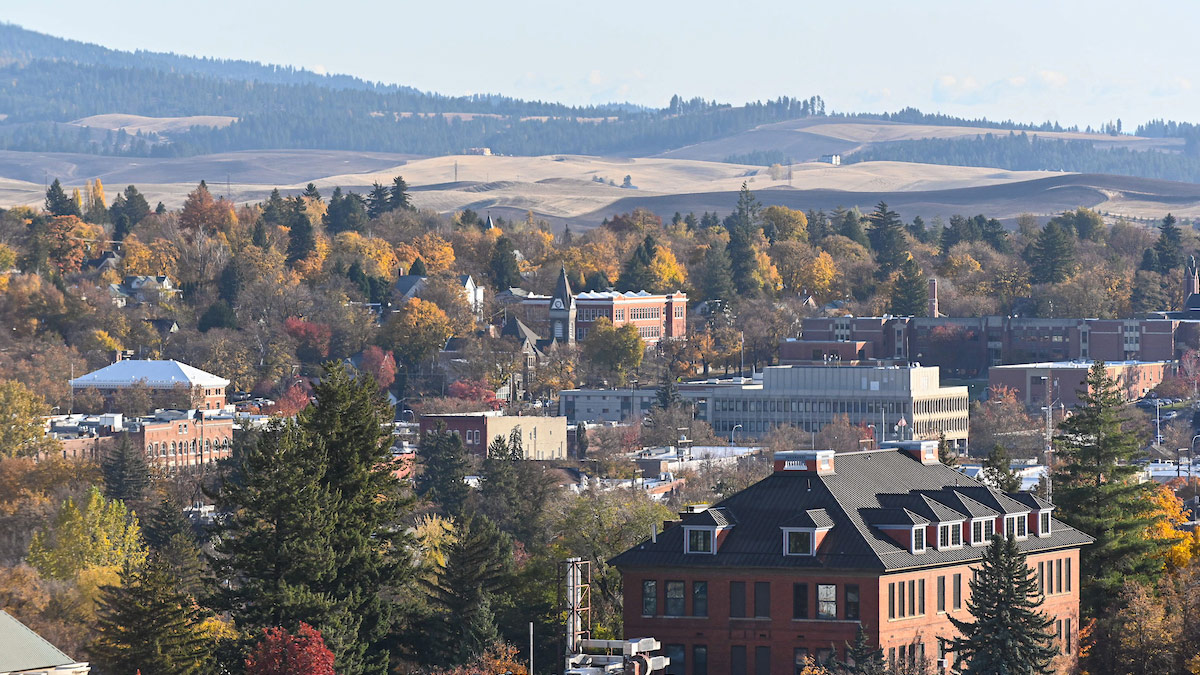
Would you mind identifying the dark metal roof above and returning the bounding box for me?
[610,449,1093,573]
[781,508,835,529]
[1009,491,1055,511]
[395,275,426,298]
[689,507,736,528]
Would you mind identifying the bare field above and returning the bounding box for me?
[68,114,239,135]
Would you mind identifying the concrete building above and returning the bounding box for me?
[70,359,230,411]
[612,447,1091,675]
[560,379,749,424]
[684,365,970,448]
[418,411,568,460]
[989,360,1170,407]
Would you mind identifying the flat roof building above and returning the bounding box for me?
[989,360,1170,407]
[418,411,568,460]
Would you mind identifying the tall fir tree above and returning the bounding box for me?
[617,236,658,291]
[489,236,522,290]
[982,444,1021,492]
[948,535,1057,675]
[867,201,909,276]
[44,178,80,217]
[1030,221,1075,284]
[302,183,323,202]
[417,423,471,517]
[389,176,412,211]
[298,362,414,675]
[697,242,737,302]
[841,625,886,675]
[838,210,870,248]
[727,224,762,297]
[479,429,522,536]
[1153,213,1184,274]
[888,254,929,316]
[102,433,151,506]
[285,198,317,265]
[91,553,214,675]
[366,182,391,219]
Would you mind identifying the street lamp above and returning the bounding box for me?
[867,424,877,450]
[730,424,743,445]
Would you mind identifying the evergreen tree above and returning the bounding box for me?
[261,188,287,224]
[101,433,151,506]
[937,432,958,468]
[389,176,412,211]
[285,199,317,265]
[219,263,243,304]
[367,182,391,219]
[697,243,736,302]
[906,215,928,243]
[109,185,150,229]
[656,378,681,409]
[584,270,611,291]
[324,187,368,234]
[144,493,194,551]
[302,183,322,202]
[91,553,213,675]
[867,201,908,276]
[948,535,1057,675]
[417,423,472,517]
[112,213,131,241]
[838,209,870,248]
[209,422,342,650]
[727,224,762,297]
[617,236,657,291]
[298,362,414,675]
[156,201,167,215]
[479,430,522,535]
[199,301,238,332]
[841,625,886,675]
[576,421,590,459]
[252,219,269,248]
[420,514,513,668]
[1029,221,1075,284]
[44,178,80,217]
[982,444,1021,492]
[1153,213,1184,274]
[888,254,929,316]
[1138,248,1159,272]
[489,236,521,290]
[1053,362,1170,638]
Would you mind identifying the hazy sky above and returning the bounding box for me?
[6,0,1198,129]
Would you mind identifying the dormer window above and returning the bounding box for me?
[685,527,714,554]
[1004,514,1028,540]
[937,522,963,549]
[970,518,996,546]
[912,526,927,554]
[1037,510,1052,537]
[784,529,815,556]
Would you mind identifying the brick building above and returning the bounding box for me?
[989,360,1170,407]
[612,448,1090,675]
[46,410,235,469]
[418,411,568,460]
[70,359,230,411]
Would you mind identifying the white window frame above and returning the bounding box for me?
[1037,510,1053,537]
[911,525,927,554]
[1005,514,1030,540]
[938,522,964,550]
[684,527,715,555]
[782,527,828,557]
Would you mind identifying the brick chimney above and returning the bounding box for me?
[928,278,939,318]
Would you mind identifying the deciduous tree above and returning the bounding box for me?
[380,298,454,367]
[246,623,337,675]
[0,379,57,458]
[28,486,147,581]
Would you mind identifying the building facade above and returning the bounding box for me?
[45,410,234,469]
[612,448,1091,675]
[70,359,230,411]
[418,411,568,460]
[683,365,970,448]
[989,360,1170,407]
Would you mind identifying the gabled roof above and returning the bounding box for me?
[395,274,427,298]
[0,610,79,672]
[70,359,229,389]
[501,316,542,344]
[1008,491,1055,511]
[782,508,835,529]
[688,507,736,528]
[611,449,1092,573]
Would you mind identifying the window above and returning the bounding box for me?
[912,526,926,553]
[754,582,771,618]
[1005,516,1016,539]
[786,530,814,556]
[693,581,708,617]
[687,528,713,554]
[845,584,860,620]
[918,579,926,615]
[1066,558,1071,591]
[1066,618,1072,653]
[665,581,685,616]
[1056,559,1063,594]
[664,644,685,675]
[1017,516,1027,538]
[1040,511,1052,535]
[730,581,746,618]
[642,580,657,616]
[818,584,837,619]
[794,649,810,675]
[952,573,962,610]
[755,646,771,675]
[888,582,895,619]
[951,524,962,546]
[693,645,708,675]
[793,583,809,619]
[898,581,906,616]
[984,519,995,539]
[1038,561,1045,593]
[937,575,946,613]
[731,646,747,675]
[971,520,983,544]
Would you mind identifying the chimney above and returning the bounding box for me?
[928,278,939,317]
[774,450,836,475]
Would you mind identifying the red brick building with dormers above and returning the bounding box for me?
[611,448,1091,675]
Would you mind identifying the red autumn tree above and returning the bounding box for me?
[268,381,312,416]
[359,345,396,391]
[284,316,332,363]
[448,378,501,409]
[245,623,336,675]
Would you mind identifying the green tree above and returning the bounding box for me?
[581,317,645,383]
[867,201,908,276]
[28,486,147,580]
[1053,362,1173,671]
[937,433,959,468]
[1153,213,1184,274]
[480,430,522,534]
[110,184,151,228]
[0,379,58,458]
[44,178,80,217]
[101,433,151,505]
[408,256,428,276]
[416,423,471,517]
[199,300,239,332]
[366,182,391,219]
[144,494,205,596]
[91,553,213,675]
[323,187,368,234]
[841,625,886,675]
[982,443,1021,492]
[1030,221,1076,284]
[576,421,590,458]
[389,176,412,211]
[887,254,929,316]
[696,243,736,302]
[489,236,522,290]
[285,198,317,264]
[617,235,657,291]
[727,224,763,297]
[948,535,1057,675]
[302,183,322,201]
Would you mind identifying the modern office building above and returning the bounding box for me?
[612,447,1091,675]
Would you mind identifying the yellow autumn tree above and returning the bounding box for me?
[147,238,180,278]
[396,233,456,274]
[379,298,454,367]
[1146,483,1197,569]
[119,236,153,275]
[27,486,147,581]
[331,232,399,278]
[648,246,686,291]
[761,205,808,242]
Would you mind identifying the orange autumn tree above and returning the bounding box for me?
[1145,483,1197,569]
[379,298,454,367]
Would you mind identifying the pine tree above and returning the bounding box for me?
[576,421,590,458]
[841,625,886,675]
[298,362,414,675]
[1030,221,1075,284]
[366,182,391,219]
[389,176,412,211]
[948,535,1057,675]
[44,178,80,217]
[120,184,151,225]
[584,270,611,291]
[285,199,317,265]
[323,187,368,234]
[937,433,958,468]
[91,553,213,675]
[697,243,737,302]
[1053,361,1170,664]
[417,424,472,517]
[888,254,929,316]
[867,201,908,276]
[261,188,287,224]
[480,430,521,535]
[102,433,151,506]
[617,236,657,291]
[489,236,521,290]
[657,379,681,409]
[302,183,323,202]
[727,225,762,297]
[1153,213,1184,274]
[838,210,869,248]
[982,444,1021,492]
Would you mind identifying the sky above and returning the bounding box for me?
[5,0,1199,129]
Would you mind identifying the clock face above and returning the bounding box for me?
[551,299,565,310]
